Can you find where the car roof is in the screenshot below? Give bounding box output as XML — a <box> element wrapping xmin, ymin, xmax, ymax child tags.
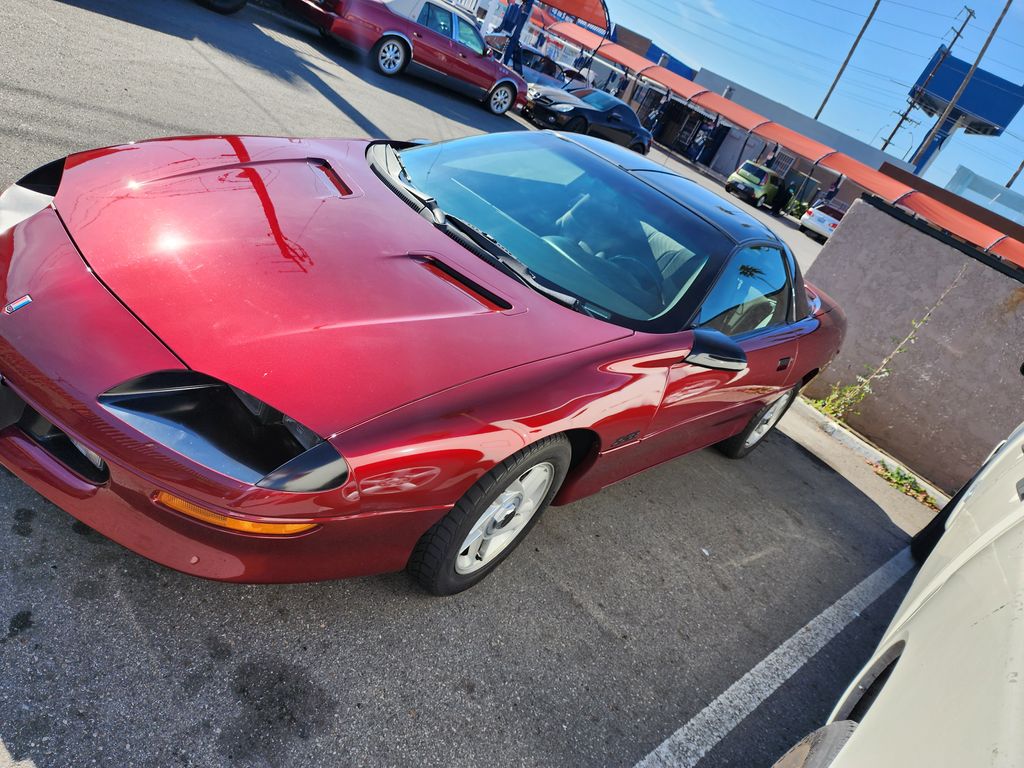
<box><xmin>563</xmin><ymin>133</ymin><xmax>780</xmax><ymax>245</ymax></box>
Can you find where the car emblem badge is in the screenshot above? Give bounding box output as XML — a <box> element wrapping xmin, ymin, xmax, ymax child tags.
<box><xmin>4</xmin><ymin>295</ymin><xmax>32</xmax><ymax>315</ymax></box>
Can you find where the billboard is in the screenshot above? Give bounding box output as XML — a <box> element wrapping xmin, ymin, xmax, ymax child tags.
<box><xmin>911</xmin><ymin>46</ymin><xmax>1024</xmax><ymax>136</ymax></box>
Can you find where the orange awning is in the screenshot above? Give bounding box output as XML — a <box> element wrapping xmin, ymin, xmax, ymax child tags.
<box><xmin>689</xmin><ymin>91</ymin><xmax>768</xmax><ymax>131</ymax></box>
<box><xmin>593</xmin><ymin>42</ymin><xmax>656</xmax><ymax>74</ymax></box>
<box><xmin>897</xmin><ymin>192</ymin><xmax>1024</xmax><ymax>265</ymax></box>
<box><xmin>990</xmin><ymin>237</ymin><xmax>1024</xmax><ymax>267</ymax></box>
<box><xmin>547</xmin><ymin>0</ymin><xmax>610</xmax><ymax>31</ymax></box>
<box><xmin>547</xmin><ymin>20</ymin><xmax>606</xmax><ymax>51</ymax></box>
<box><xmin>819</xmin><ymin>154</ymin><xmax>915</xmax><ymax>203</ymax></box>
<box><xmin>753</xmin><ymin>124</ymin><xmax>834</xmax><ymax>164</ymax></box>
<box><xmin>638</xmin><ymin>66</ymin><xmax>708</xmax><ymax>100</ymax></box>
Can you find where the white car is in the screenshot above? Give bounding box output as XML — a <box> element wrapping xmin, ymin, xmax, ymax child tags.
<box><xmin>799</xmin><ymin>204</ymin><xmax>844</xmax><ymax>241</ymax></box>
<box><xmin>773</xmin><ymin>422</ymin><xmax>1024</xmax><ymax>767</ymax></box>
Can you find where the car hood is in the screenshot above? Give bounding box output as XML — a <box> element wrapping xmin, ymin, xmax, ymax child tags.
<box><xmin>53</xmin><ymin>136</ymin><xmax>630</xmax><ymax>436</ymax></box>
<box><xmin>533</xmin><ymin>86</ymin><xmax>590</xmax><ymax>108</ymax></box>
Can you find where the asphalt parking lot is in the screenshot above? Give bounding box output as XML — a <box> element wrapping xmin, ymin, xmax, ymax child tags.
<box><xmin>2</xmin><ymin>2</ymin><xmax>924</xmax><ymax>766</ymax></box>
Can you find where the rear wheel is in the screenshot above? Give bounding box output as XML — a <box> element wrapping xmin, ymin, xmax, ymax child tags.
<box><xmin>195</xmin><ymin>0</ymin><xmax>247</xmax><ymax>13</ymax></box>
<box><xmin>716</xmin><ymin>387</ymin><xmax>797</xmax><ymax>459</ymax></box>
<box><xmin>629</xmin><ymin>142</ymin><xmax>645</xmax><ymax>154</ymax></box>
<box><xmin>487</xmin><ymin>83</ymin><xmax>516</xmax><ymax>115</ymax></box>
<box><xmin>372</xmin><ymin>37</ymin><xmax>408</xmax><ymax>76</ymax></box>
<box><xmin>408</xmin><ymin>435</ymin><xmax>571</xmax><ymax>595</ymax></box>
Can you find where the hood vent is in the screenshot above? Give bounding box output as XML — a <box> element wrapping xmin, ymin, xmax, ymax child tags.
<box><xmin>310</xmin><ymin>159</ymin><xmax>352</xmax><ymax>196</ymax></box>
<box><xmin>417</xmin><ymin>256</ymin><xmax>512</xmax><ymax>311</ymax></box>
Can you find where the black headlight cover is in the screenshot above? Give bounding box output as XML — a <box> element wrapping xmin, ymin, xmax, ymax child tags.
<box><xmin>99</xmin><ymin>371</ymin><xmax>348</xmax><ymax>492</ymax></box>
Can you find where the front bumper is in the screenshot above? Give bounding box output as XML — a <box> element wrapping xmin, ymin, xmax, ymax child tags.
<box><xmin>527</xmin><ymin>104</ymin><xmax>575</xmax><ymax>128</ymax></box>
<box><xmin>0</xmin><ymin>412</ymin><xmax>446</xmax><ymax>582</ymax></box>
<box><xmin>0</xmin><ymin>207</ymin><xmax>447</xmax><ymax>583</ymax></box>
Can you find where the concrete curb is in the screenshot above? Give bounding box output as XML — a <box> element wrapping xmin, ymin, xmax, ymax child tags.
<box><xmin>793</xmin><ymin>397</ymin><xmax>951</xmax><ymax>507</ymax></box>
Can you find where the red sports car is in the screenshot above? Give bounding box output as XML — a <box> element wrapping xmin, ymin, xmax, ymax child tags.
<box><xmin>0</xmin><ymin>132</ymin><xmax>844</xmax><ymax>594</ymax></box>
<box><xmin>287</xmin><ymin>0</ymin><xmax>527</xmax><ymax>115</ymax></box>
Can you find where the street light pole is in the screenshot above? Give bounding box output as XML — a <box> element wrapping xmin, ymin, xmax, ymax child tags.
<box><xmin>911</xmin><ymin>0</ymin><xmax>1015</xmax><ymax>167</ymax></box>
<box><xmin>880</xmin><ymin>6</ymin><xmax>974</xmax><ymax>151</ymax></box>
<box><xmin>815</xmin><ymin>0</ymin><xmax>880</xmax><ymax>120</ymax></box>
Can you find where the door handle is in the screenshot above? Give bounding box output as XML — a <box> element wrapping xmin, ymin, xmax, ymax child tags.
<box><xmin>412</xmin><ymin>31</ymin><xmax>421</xmax><ymax>37</ymax></box>
<box><xmin>777</xmin><ymin>357</ymin><xmax>792</xmax><ymax>371</ymax></box>
<box><xmin>459</xmin><ymin>51</ymin><xmax>466</xmax><ymax>58</ymax></box>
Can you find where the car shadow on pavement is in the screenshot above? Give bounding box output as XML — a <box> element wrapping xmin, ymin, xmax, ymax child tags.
<box><xmin>56</xmin><ymin>0</ymin><xmax>525</xmax><ymax>141</ymax></box>
<box><xmin>0</xmin><ymin>429</ymin><xmax>912</xmax><ymax>768</ymax></box>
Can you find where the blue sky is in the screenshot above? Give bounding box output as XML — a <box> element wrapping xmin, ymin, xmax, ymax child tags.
<box><xmin>606</xmin><ymin>0</ymin><xmax>1024</xmax><ymax>189</ymax></box>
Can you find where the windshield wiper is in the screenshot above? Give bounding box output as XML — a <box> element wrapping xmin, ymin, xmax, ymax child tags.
<box><xmin>369</xmin><ymin>144</ymin><xmax>444</xmax><ymax>223</ymax></box>
<box><xmin>370</xmin><ymin>143</ymin><xmax>604</xmax><ymax>317</ymax></box>
<box><xmin>437</xmin><ymin>214</ymin><xmax>586</xmax><ymax>311</ymax></box>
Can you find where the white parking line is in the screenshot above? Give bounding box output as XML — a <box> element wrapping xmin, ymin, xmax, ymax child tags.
<box><xmin>634</xmin><ymin>548</ymin><xmax>915</xmax><ymax>768</ymax></box>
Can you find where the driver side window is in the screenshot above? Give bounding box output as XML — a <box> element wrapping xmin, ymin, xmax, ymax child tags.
<box><xmin>696</xmin><ymin>245</ymin><xmax>791</xmax><ymax>336</ymax></box>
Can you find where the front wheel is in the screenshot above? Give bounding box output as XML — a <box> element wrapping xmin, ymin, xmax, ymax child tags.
<box><xmin>716</xmin><ymin>387</ymin><xmax>797</xmax><ymax>459</ymax></box>
<box><xmin>372</xmin><ymin>37</ymin><xmax>408</xmax><ymax>76</ymax></box>
<box><xmin>487</xmin><ymin>83</ymin><xmax>516</xmax><ymax>115</ymax></box>
<box><xmin>195</xmin><ymin>0</ymin><xmax>247</xmax><ymax>13</ymax></box>
<box><xmin>564</xmin><ymin>116</ymin><xmax>587</xmax><ymax>134</ymax></box>
<box><xmin>408</xmin><ymin>435</ymin><xmax>571</xmax><ymax>595</ymax></box>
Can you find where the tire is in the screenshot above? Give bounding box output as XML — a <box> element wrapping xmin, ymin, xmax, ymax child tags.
<box><xmin>486</xmin><ymin>83</ymin><xmax>516</xmax><ymax>115</ymax></box>
<box><xmin>771</xmin><ymin>721</ymin><xmax>856</xmax><ymax>768</ymax></box>
<box><xmin>372</xmin><ymin>37</ymin><xmax>408</xmax><ymax>77</ymax></box>
<box><xmin>798</xmin><ymin>224</ymin><xmax>807</xmax><ymax>234</ymax></box>
<box><xmin>408</xmin><ymin>434</ymin><xmax>571</xmax><ymax>595</ymax></box>
<box><xmin>716</xmin><ymin>387</ymin><xmax>798</xmax><ymax>459</ymax></box>
<box><xmin>195</xmin><ymin>0</ymin><xmax>247</xmax><ymax>13</ymax></box>
<box><xmin>564</xmin><ymin>116</ymin><xmax>587</xmax><ymax>134</ymax></box>
<box><xmin>628</xmin><ymin>142</ymin><xmax>645</xmax><ymax>154</ymax></box>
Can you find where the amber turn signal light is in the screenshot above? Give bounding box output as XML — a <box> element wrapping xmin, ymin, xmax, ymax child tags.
<box><xmin>153</xmin><ymin>491</ymin><xmax>318</xmax><ymax>535</ymax></box>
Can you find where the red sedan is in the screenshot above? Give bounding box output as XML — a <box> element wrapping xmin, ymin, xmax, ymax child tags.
<box><xmin>287</xmin><ymin>0</ymin><xmax>527</xmax><ymax>115</ymax></box>
<box><xmin>0</xmin><ymin>132</ymin><xmax>844</xmax><ymax>594</ymax></box>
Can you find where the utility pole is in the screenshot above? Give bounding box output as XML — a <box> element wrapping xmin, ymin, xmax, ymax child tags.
<box><xmin>1009</xmin><ymin>157</ymin><xmax>1024</xmax><ymax>188</ymax></box>
<box><xmin>815</xmin><ymin>0</ymin><xmax>880</xmax><ymax>120</ymax></box>
<box><xmin>911</xmin><ymin>0</ymin><xmax>1015</xmax><ymax>167</ymax></box>
<box><xmin>880</xmin><ymin>6</ymin><xmax>974</xmax><ymax>151</ymax></box>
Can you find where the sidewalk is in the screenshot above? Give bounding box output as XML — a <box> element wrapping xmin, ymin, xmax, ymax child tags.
<box><xmin>779</xmin><ymin>398</ymin><xmax>945</xmax><ymax>538</ymax></box>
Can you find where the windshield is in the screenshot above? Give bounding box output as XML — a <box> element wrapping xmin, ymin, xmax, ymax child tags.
<box><xmin>391</xmin><ymin>133</ymin><xmax>734</xmax><ymax>332</ymax></box>
<box><xmin>576</xmin><ymin>89</ymin><xmax>618</xmax><ymax>110</ymax></box>
<box><xmin>738</xmin><ymin>162</ymin><xmax>768</xmax><ymax>183</ymax></box>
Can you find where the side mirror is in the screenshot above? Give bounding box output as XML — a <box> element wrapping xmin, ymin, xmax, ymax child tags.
<box><xmin>684</xmin><ymin>328</ymin><xmax>748</xmax><ymax>371</ymax></box>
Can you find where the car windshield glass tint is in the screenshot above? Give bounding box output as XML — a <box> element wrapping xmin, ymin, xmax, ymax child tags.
<box><xmin>397</xmin><ymin>133</ymin><xmax>733</xmax><ymax>331</ymax></box>
<box><xmin>739</xmin><ymin>163</ymin><xmax>767</xmax><ymax>183</ymax></box>
<box><xmin>819</xmin><ymin>205</ymin><xmax>844</xmax><ymax>219</ymax></box>
<box><xmin>577</xmin><ymin>89</ymin><xmax>618</xmax><ymax>110</ymax></box>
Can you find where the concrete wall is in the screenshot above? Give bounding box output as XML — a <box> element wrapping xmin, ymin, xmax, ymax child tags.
<box><xmin>804</xmin><ymin>199</ymin><xmax>1024</xmax><ymax>492</ymax></box>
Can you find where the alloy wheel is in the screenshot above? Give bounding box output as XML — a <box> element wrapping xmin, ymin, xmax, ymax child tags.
<box><xmin>378</xmin><ymin>40</ymin><xmax>405</xmax><ymax>74</ymax></box>
<box><xmin>454</xmin><ymin>462</ymin><xmax>554</xmax><ymax>574</ymax></box>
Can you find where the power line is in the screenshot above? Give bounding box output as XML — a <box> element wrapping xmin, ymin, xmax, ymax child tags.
<box><xmin>883</xmin><ymin>0</ymin><xmax>959</xmax><ymax>19</ymax></box>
